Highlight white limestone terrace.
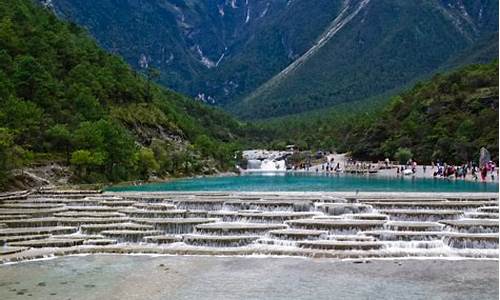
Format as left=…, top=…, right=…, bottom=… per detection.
left=0, top=190, right=498, bottom=263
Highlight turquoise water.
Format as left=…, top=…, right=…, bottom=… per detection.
left=108, top=173, right=499, bottom=192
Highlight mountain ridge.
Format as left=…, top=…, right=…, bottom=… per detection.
left=235, top=0, right=499, bottom=118
left=42, top=0, right=498, bottom=119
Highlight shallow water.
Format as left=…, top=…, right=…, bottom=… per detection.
left=0, top=255, right=497, bottom=300
left=108, top=173, right=499, bottom=193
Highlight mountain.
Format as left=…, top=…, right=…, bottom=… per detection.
left=0, top=0, right=245, bottom=189
left=441, top=32, right=499, bottom=70
left=42, top=0, right=498, bottom=119
left=236, top=0, right=499, bottom=118
left=344, top=60, right=499, bottom=163
left=41, top=0, right=344, bottom=105
left=255, top=61, right=499, bottom=164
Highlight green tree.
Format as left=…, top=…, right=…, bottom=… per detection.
left=145, top=67, right=160, bottom=102
left=136, top=147, right=160, bottom=180
left=68, top=85, right=104, bottom=122
left=395, top=148, right=413, bottom=164
left=70, top=150, right=105, bottom=179
left=0, top=128, right=29, bottom=188
left=0, top=128, right=15, bottom=187
left=46, top=124, right=72, bottom=163
left=96, top=119, right=137, bottom=181
left=0, top=96, right=43, bottom=147
left=194, top=135, right=216, bottom=157
left=13, top=55, right=57, bottom=109
left=72, top=121, right=105, bottom=150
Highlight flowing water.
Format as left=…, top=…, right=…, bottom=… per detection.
left=108, top=174, right=499, bottom=192
left=0, top=255, right=497, bottom=300
left=1, top=190, right=498, bottom=299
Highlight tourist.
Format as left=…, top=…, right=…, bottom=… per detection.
left=457, top=166, right=464, bottom=179
left=480, top=166, right=487, bottom=181
left=423, top=165, right=426, bottom=173
left=445, top=166, right=455, bottom=178
left=472, top=166, right=478, bottom=180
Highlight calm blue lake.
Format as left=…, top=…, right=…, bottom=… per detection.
left=108, top=173, right=499, bottom=193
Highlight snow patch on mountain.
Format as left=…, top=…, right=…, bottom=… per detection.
left=196, top=93, right=216, bottom=104
left=260, top=4, right=270, bottom=18
left=246, top=0, right=372, bottom=97
left=216, top=53, right=226, bottom=66
left=437, top=1, right=478, bottom=41
left=41, top=0, right=53, bottom=7
left=245, top=8, right=250, bottom=23
left=195, top=45, right=216, bottom=68
left=218, top=5, right=225, bottom=16
left=139, top=54, right=149, bottom=69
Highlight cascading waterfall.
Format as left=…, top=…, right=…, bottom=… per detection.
left=245, top=159, right=286, bottom=172
left=0, top=191, right=498, bottom=261
left=246, top=160, right=262, bottom=170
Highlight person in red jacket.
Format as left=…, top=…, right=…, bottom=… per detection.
left=480, top=166, right=488, bottom=181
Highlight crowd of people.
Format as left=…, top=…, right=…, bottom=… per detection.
left=319, top=158, right=342, bottom=173
left=286, top=152, right=498, bottom=182
left=431, top=160, right=497, bottom=181
left=396, top=159, right=498, bottom=181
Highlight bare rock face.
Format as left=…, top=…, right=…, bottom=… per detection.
left=8, top=164, right=72, bottom=192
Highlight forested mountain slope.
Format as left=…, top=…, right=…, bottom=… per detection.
left=237, top=0, right=499, bottom=118
left=254, top=61, right=499, bottom=164
left=42, top=0, right=498, bottom=119
left=345, top=61, right=499, bottom=164
left=0, top=0, right=245, bottom=189
left=43, top=0, right=343, bottom=107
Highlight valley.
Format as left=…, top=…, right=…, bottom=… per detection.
left=0, top=0, right=498, bottom=190
left=44, top=0, right=498, bottom=118
left=0, top=3, right=498, bottom=299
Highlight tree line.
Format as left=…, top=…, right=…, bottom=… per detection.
left=0, top=0, right=244, bottom=188
left=252, top=61, right=499, bottom=165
